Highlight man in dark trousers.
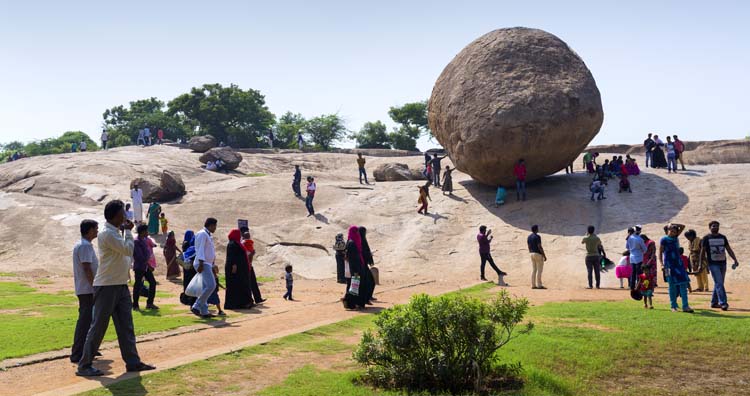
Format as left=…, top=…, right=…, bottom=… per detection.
left=292, top=165, right=302, bottom=197
left=644, top=133, right=655, bottom=168
left=76, top=200, right=155, bottom=376
left=70, top=219, right=99, bottom=363
left=477, top=225, right=507, bottom=284
left=431, top=153, right=448, bottom=187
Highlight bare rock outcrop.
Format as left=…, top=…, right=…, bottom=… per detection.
left=199, top=147, right=243, bottom=170
left=188, top=135, right=217, bottom=153
left=373, top=163, right=425, bottom=182
left=428, top=27, right=604, bottom=186
left=130, top=170, right=186, bottom=202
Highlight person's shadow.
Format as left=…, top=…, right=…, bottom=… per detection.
left=88, top=370, right=147, bottom=396
left=314, top=213, right=329, bottom=224
left=425, top=212, right=448, bottom=224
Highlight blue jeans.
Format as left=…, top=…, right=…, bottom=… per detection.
left=305, top=195, right=315, bottom=215
left=359, top=168, right=368, bottom=184
left=667, top=277, right=690, bottom=310
left=709, top=263, right=727, bottom=306
left=192, top=267, right=216, bottom=315
left=590, top=186, right=604, bottom=201
left=645, top=151, right=652, bottom=167
left=516, top=180, right=526, bottom=200
left=667, top=153, right=677, bottom=172
left=283, top=285, right=293, bottom=300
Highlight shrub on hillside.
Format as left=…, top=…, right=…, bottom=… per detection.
left=354, top=290, right=532, bottom=395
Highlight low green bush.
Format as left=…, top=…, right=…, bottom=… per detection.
left=354, top=290, right=533, bottom=395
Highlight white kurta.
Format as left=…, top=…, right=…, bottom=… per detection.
left=130, top=188, right=143, bottom=223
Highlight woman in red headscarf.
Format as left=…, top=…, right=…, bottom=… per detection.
left=224, top=229, right=254, bottom=309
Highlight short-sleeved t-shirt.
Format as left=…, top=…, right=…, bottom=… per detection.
left=666, top=143, right=676, bottom=155
left=702, top=233, right=729, bottom=265
left=528, top=233, right=542, bottom=254
left=73, top=239, right=99, bottom=295
left=582, top=234, right=601, bottom=256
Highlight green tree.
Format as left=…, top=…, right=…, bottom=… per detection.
left=23, top=131, right=98, bottom=156
left=387, top=101, right=431, bottom=151
left=103, top=97, right=190, bottom=147
left=353, top=121, right=391, bottom=149
left=305, top=114, right=347, bottom=150
left=167, top=83, right=275, bottom=148
left=275, top=112, right=307, bottom=149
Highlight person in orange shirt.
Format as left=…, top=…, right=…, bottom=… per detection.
left=240, top=227, right=265, bottom=303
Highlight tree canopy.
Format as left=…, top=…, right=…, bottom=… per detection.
left=305, top=114, right=347, bottom=150
left=102, top=97, right=190, bottom=147
left=1, top=131, right=97, bottom=161
left=275, top=112, right=307, bottom=149
left=167, top=83, right=275, bottom=148
left=387, top=101, right=431, bottom=151
left=353, top=121, right=391, bottom=149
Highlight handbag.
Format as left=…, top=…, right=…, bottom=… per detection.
left=349, top=275, right=360, bottom=296
left=185, top=272, right=204, bottom=297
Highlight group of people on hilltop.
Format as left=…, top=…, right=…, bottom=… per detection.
left=643, top=132, right=686, bottom=173
left=583, top=151, right=641, bottom=201
left=135, top=127, right=165, bottom=147
left=582, top=221, right=740, bottom=312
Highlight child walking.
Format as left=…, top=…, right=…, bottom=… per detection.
left=417, top=182, right=431, bottom=215
left=283, top=265, right=294, bottom=301
left=159, top=213, right=168, bottom=235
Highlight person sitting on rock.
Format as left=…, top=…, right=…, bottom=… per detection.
left=495, top=185, right=506, bottom=207
left=619, top=174, right=632, bottom=193
left=205, top=160, right=217, bottom=171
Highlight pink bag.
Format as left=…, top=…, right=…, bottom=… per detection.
left=615, top=263, right=632, bottom=279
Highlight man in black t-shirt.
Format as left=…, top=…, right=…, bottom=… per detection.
left=644, top=133, right=655, bottom=168
left=699, top=221, right=740, bottom=311
left=528, top=225, right=547, bottom=289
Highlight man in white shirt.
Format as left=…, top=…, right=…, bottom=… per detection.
left=71, top=219, right=99, bottom=363
left=77, top=200, right=155, bottom=376
left=305, top=176, right=317, bottom=216
left=205, top=161, right=217, bottom=171
left=130, top=184, right=143, bottom=224
left=625, top=227, right=648, bottom=290
left=100, top=129, right=108, bottom=150
left=192, top=217, right=218, bottom=318
left=80, top=140, right=88, bottom=152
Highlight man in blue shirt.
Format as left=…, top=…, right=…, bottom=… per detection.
left=625, top=227, right=647, bottom=290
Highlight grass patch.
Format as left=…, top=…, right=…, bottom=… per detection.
left=76, top=284, right=750, bottom=395
left=0, top=272, right=17, bottom=277
left=257, top=276, right=276, bottom=283
left=0, top=282, right=210, bottom=360
left=246, top=172, right=267, bottom=177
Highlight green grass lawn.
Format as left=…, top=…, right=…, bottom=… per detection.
left=0, top=281, right=210, bottom=361
left=77, top=282, right=750, bottom=396
left=246, top=172, right=267, bottom=177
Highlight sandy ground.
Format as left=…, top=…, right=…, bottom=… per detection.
left=1, top=145, right=749, bottom=395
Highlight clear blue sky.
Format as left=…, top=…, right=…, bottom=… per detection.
left=1, top=0, right=748, bottom=150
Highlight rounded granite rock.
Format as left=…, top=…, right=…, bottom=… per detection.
left=428, top=27, right=604, bottom=186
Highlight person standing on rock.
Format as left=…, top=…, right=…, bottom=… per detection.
left=582, top=225, right=604, bottom=289
left=70, top=219, right=99, bottom=364
left=157, top=129, right=164, bottom=145
left=147, top=201, right=161, bottom=235
left=130, top=184, right=144, bottom=224
left=192, top=218, right=218, bottom=318
left=297, top=132, right=304, bottom=149
left=357, top=153, right=369, bottom=185
left=477, top=225, right=507, bottom=283
left=514, top=159, right=527, bottom=201
left=417, top=182, right=431, bottom=215
left=76, top=200, right=155, bottom=376
left=100, top=129, right=108, bottom=150
left=700, top=221, right=740, bottom=311
left=305, top=176, right=316, bottom=217
left=528, top=225, right=547, bottom=289
left=660, top=223, right=694, bottom=313
left=673, top=134, right=687, bottom=171
left=626, top=227, right=648, bottom=290
left=430, top=153, right=448, bottom=187
left=79, top=140, right=87, bottom=152
left=665, top=136, right=677, bottom=173
left=644, top=133, right=655, bottom=168
left=292, top=165, right=302, bottom=197
left=441, top=166, right=455, bottom=195
left=144, top=127, right=151, bottom=146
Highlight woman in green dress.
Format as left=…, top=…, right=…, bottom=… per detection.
left=147, top=201, right=162, bottom=235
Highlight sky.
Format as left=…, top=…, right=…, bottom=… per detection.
left=1, top=0, right=749, bottom=150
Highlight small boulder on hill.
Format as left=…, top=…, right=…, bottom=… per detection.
left=188, top=135, right=217, bottom=153
left=130, top=170, right=186, bottom=202
left=373, top=163, right=425, bottom=182
left=199, top=147, right=243, bottom=170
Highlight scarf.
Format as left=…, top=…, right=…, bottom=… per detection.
left=347, top=225, right=365, bottom=266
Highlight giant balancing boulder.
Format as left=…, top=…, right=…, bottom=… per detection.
left=428, top=27, right=604, bottom=186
